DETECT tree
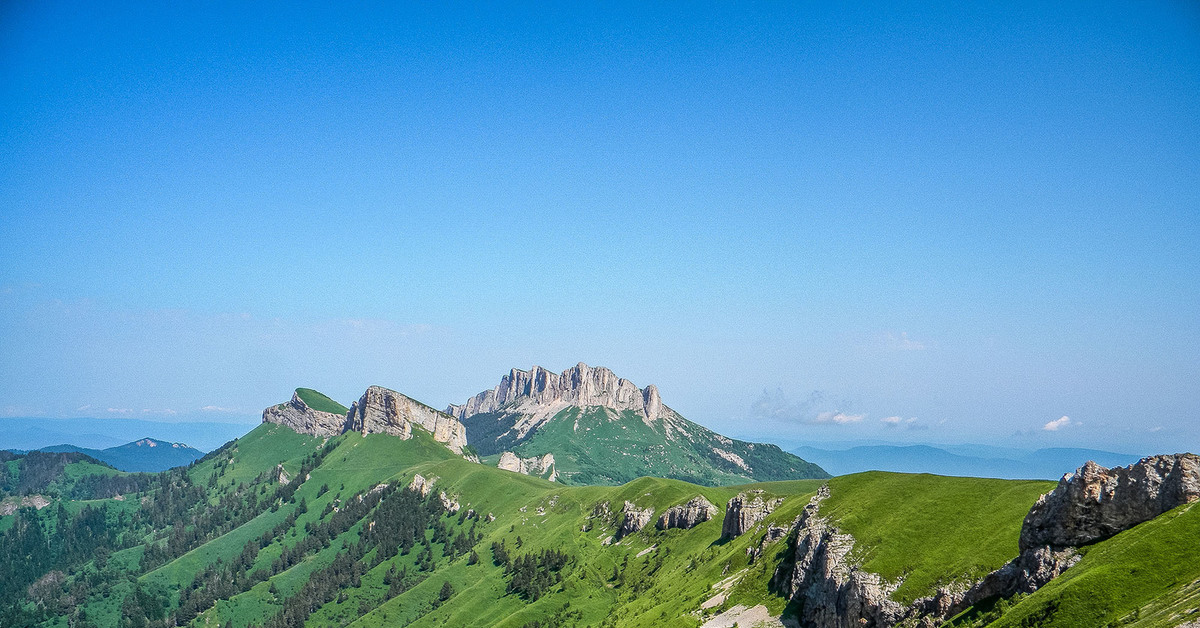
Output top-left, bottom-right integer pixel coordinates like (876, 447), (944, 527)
(439, 581), (454, 602)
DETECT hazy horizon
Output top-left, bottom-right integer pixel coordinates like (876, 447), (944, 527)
(3, 2), (1197, 456)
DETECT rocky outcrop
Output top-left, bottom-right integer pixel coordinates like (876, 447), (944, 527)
(616, 501), (655, 539)
(438, 491), (461, 514)
(447, 362), (669, 425)
(772, 488), (905, 628)
(0, 495), (51, 516)
(408, 474), (435, 498)
(722, 490), (783, 539)
(497, 451), (558, 482)
(346, 386), (469, 455)
(657, 496), (718, 530)
(1020, 453), (1200, 551)
(262, 391), (346, 436)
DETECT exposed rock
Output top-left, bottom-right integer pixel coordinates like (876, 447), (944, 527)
(261, 391), (346, 436)
(772, 488), (906, 628)
(438, 491), (460, 514)
(0, 495), (51, 516)
(917, 545), (1079, 619)
(1020, 453), (1200, 551)
(497, 451), (558, 482)
(722, 490), (783, 539)
(657, 496), (718, 530)
(616, 501), (655, 539)
(764, 524), (789, 544)
(346, 386), (469, 455)
(447, 362), (670, 427)
(408, 473), (435, 498)
(276, 464), (290, 485)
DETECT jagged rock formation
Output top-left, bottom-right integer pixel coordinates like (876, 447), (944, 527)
(657, 496), (718, 530)
(447, 363), (828, 486)
(616, 501), (655, 539)
(263, 386), (474, 458)
(438, 491), (461, 514)
(1020, 453), (1200, 551)
(0, 495), (51, 517)
(262, 391), (346, 436)
(408, 474), (435, 498)
(497, 451), (558, 482)
(447, 362), (665, 425)
(722, 490), (783, 539)
(346, 386), (469, 455)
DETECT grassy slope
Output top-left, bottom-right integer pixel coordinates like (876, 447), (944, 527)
(294, 387), (349, 415)
(510, 406), (828, 486)
(31, 419), (1191, 628)
(949, 502), (1200, 628)
(820, 472), (1055, 604)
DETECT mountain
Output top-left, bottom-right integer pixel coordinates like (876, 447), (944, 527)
(2, 408), (1194, 628)
(0, 417), (252, 452)
(447, 362), (829, 485)
(37, 438), (205, 472)
(792, 443), (1144, 479)
(262, 386), (472, 456)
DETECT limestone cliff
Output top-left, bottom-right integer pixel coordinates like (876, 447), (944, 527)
(1020, 453), (1200, 551)
(722, 490), (783, 539)
(447, 362), (669, 432)
(657, 496), (718, 530)
(261, 391), (346, 437)
(346, 386), (469, 456)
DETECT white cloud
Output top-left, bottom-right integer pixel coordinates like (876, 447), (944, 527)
(881, 415), (927, 431)
(886, 332), (926, 351)
(814, 411), (865, 425)
(1043, 416), (1073, 431)
(201, 405), (240, 413)
(106, 407), (133, 414)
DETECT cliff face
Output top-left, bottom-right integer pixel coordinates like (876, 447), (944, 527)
(262, 386), (472, 458)
(1020, 453), (1200, 551)
(346, 386), (469, 455)
(497, 451), (557, 482)
(261, 392), (346, 437)
(446, 362), (667, 427)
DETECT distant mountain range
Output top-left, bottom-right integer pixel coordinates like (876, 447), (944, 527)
(0, 417), (251, 452)
(790, 443), (1143, 480)
(34, 438), (205, 473)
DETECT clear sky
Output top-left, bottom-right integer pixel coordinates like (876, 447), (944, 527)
(2, 1), (1197, 455)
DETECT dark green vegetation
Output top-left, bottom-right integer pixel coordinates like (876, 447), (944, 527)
(294, 388), (349, 415)
(466, 406), (829, 486)
(36, 439), (205, 473)
(1, 421), (1195, 627)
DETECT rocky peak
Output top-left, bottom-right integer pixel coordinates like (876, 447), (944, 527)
(262, 390), (346, 437)
(1020, 452), (1200, 551)
(346, 386), (470, 456)
(446, 362), (669, 424)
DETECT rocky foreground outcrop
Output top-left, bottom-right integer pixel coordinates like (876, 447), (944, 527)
(497, 451), (558, 482)
(446, 362), (667, 424)
(1020, 453), (1200, 551)
(658, 496), (718, 530)
(261, 391), (346, 437)
(771, 453), (1199, 628)
(722, 490), (783, 539)
(263, 386), (473, 458)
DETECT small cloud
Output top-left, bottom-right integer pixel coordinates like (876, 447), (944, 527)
(881, 415), (927, 431)
(886, 332), (926, 351)
(76, 404), (92, 412)
(201, 405), (239, 413)
(813, 411), (865, 425)
(1149, 426), (1163, 433)
(106, 408), (133, 414)
(141, 408), (177, 415)
(1043, 416), (1073, 432)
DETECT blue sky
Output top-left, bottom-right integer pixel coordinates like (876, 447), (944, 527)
(1, 1), (1197, 454)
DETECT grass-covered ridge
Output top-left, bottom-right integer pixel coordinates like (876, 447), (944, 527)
(295, 387), (349, 415)
(820, 472), (1054, 604)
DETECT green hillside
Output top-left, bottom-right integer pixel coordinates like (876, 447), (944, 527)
(294, 388), (349, 415)
(468, 406), (829, 486)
